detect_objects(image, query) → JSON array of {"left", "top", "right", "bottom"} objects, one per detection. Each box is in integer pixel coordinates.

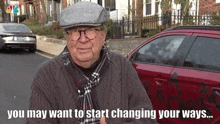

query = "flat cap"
[{"left": 60, "top": 1, "right": 108, "bottom": 29}]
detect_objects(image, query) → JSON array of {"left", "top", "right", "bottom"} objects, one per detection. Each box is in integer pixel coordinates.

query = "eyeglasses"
[{"left": 66, "top": 28, "right": 102, "bottom": 40}]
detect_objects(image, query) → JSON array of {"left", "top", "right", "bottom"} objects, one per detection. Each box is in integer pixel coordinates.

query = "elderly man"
[{"left": 27, "top": 1, "right": 156, "bottom": 124}]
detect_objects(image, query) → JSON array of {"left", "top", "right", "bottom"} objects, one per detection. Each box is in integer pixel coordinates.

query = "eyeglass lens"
[{"left": 68, "top": 28, "right": 99, "bottom": 40}]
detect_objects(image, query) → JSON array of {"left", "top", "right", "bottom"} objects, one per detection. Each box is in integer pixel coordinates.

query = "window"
[
  {"left": 183, "top": 37, "right": 220, "bottom": 72},
  {"left": 155, "top": 0, "right": 159, "bottom": 14},
  {"left": 3, "top": 25, "right": 31, "bottom": 33},
  {"left": 146, "top": 0, "right": 151, "bottom": 15},
  {"left": 134, "top": 35, "right": 186, "bottom": 65},
  {"left": 105, "top": 0, "right": 115, "bottom": 11},
  {"left": 216, "top": 0, "right": 220, "bottom": 3},
  {"left": 98, "top": 0, "right": 102, "bottom": 6}
]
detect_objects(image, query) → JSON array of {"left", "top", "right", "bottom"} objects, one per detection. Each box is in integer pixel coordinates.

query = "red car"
[{"left": 127, "top": 25, "right": 220, "bottom": 124}]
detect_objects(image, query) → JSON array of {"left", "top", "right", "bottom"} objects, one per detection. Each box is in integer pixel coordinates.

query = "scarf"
[{"left": 62, "top": 45, "right": 110, "bottom": 124}]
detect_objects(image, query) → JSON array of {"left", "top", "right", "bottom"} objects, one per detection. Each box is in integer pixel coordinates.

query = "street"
[{"left": 0, "top": 50, "right": 48, "bottom": 124}]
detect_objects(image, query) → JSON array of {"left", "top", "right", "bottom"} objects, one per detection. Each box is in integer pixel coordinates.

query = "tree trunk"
[
  {"left": 180, "top": 0, "right": 189, "bottom": 25},
  {"left": 40, "top": 0, "right": 47, "bottom": 20}
]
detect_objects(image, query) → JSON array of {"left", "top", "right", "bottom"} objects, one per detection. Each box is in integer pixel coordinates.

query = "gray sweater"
[{"left": 26, "top": 51, "right": 157, "bottom": 124}]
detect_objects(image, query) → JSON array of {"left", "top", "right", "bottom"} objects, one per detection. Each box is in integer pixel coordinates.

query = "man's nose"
[{"left": 78, "top": 31, "right": 89, "bottom": 43}]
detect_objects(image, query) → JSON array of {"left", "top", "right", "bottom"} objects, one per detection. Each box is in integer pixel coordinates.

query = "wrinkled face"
[{"left": 65, "top": 26, "right": 107, "bottom": 67}]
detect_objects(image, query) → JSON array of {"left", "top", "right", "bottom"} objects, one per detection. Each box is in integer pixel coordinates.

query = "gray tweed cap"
[{"left": 60, "top": 1, "right": 108, "bottom": 29}]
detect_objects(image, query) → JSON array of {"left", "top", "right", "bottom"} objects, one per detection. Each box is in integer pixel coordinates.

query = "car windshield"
[{"left": 3, "top": 25, "right": 31, "bottom": 32}]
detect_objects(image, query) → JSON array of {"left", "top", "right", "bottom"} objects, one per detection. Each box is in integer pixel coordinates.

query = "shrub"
[
  {"left": 147, "top": 29, "right": 158, "bottom": 38},
  {"left": 14, "top": 15, "right": 29, "bottom": 23},
  {"left": 105, "top": 19, "right": 114, "bottom": 39},
  {"left": 52, "top": 22, "right": 61, "bottom": 31},
  {"left": 183, "top": 15, "right": 195, "bottom": 25},
  {"left": 210, "top": 12, "right": 220, "bottom": 25},
  {"left": 38, "top": 26, "right": 53, "bottom": 35},
  {"left": 54, "top": 29, "right": 64, "bottom": 39},
  {"left": 105, "top": 19, "right": 122, "bottom": 39}
]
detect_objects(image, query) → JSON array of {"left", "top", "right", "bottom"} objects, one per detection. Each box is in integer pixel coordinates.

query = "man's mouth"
[{"left": 78, "top": 48, "right": 92, "bottom": 53}]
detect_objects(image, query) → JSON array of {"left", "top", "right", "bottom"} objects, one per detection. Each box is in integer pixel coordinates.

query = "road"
[{"left": 0, "top": 50, "right": 49, "bottom": 124}]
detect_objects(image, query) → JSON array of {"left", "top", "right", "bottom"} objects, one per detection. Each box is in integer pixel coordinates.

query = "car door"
[
  {"left": 170, "top": 34, "right": 220, "bottom": 123},
  {"left": 130, "top": 33, "right": 192, "bottom": 112}
]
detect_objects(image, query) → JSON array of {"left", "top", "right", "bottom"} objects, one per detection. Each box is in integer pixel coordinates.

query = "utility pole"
[{"left": 6, "top": 0, "right": 10, "bottom": 22}]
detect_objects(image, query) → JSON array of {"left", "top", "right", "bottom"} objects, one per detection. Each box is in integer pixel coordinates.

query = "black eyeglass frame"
[{"left": 65, "top": 27, "right": 103, "bottom": 40}]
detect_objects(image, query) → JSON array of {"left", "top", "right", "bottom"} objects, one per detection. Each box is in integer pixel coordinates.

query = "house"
[
  {"left": 7, "top": 0, "right": 131, "bottom": 24},
  {"left": 132, "top": 0, "right": 200, "bottom": 22},
  {"left": 197, "top": 0, "right": 220, "bottom": 25},
  {"left": 199, "top": 0, "right": 220, "bottom": 15},
  {"left": 64, "top": 0, "right": 132, "bottom": 21},
  {"left": 22, "top": 0, "right": 62, "bottom": 23},
  {"left": 3, "top": 0, "right": 20, "bottom": 22},
  {"left": 3, "top": 0, "right": 133, "bottom": 24}
]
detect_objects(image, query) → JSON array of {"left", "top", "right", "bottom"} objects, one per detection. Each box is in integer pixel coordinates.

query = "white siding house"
[
  {"left": 8, "top": 0, "right": 20, "bottom": 22},
  {"left": 142, "top": 0, "right": 199, "bottom": 17},
  {"left": 71, "top": 0, "right": 132, "bottom": 21},
  {"left": 140, "top": 0, "right": 199, "bottom": 25}
]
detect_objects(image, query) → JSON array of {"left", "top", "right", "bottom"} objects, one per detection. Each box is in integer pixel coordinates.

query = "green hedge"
[
  {"left": 146, "top": 29, "right": 158, "bottom": 38},
  {"left": 105, "top": 19, "right": 122, "bottom": 39},
  {"left": 23, "top": 21, "right": 64, "bottom": 39},
  {"left": 210, "top": 12, "right": 220, "bottom": 25},
  {"left": 14, "top": 15, "right": 29, "bottom": 23}
]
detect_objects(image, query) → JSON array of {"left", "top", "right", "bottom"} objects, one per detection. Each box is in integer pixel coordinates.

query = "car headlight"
[
  {"left": 2, "top": 36, "right": 13, "bottom": 40},
  {"left": 14, "top": 36, "right": 17, "bottom": 40},
  {"left": 24, "top": 37, "right": 35, "bottom": 41},
  {"left": 24, "top": 37, "right": 31, "bottom": 41}
]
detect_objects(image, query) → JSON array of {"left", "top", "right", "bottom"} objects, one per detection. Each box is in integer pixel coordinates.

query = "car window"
[
  {"left": 3, "top": 25, "right": 31, "bottom": 32},
  {"left": 133, "top": 35, "right": 186, "bottom": 65},
  {"left": 183, "top": 37, "right": 220, "bottom": 72}
]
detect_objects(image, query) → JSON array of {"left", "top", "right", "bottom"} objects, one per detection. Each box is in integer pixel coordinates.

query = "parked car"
[
  {"left": 0, "top": 23, "right": 36, "bottom": 53},
  {"left": 127, "top": 25, "right": 220, "bottom": 124}
]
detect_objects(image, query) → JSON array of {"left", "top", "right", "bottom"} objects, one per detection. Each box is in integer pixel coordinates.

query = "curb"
[
  {"left": 36, "top": 49, "right": 56, "bottom": 58},
  {"left": 46, "top": 37, "right": 66, "bottom": 45}
]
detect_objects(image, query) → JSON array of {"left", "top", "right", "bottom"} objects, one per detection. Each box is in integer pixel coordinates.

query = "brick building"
[
  {"left": 199, "top": 0, "right": 220, "bottom": 15},
  {"left": 17, "top": 0, "right": 128, "bottom": 23}
]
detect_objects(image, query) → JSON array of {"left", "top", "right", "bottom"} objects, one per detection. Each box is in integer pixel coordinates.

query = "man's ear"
[
  {"left": 63, "top": 31, "right": 68, "bottom": 39},
  {"left": 101, "top": 29, "right": 107, "bottom": 41}
]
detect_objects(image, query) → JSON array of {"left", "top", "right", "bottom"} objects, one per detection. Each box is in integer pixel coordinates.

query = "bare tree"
[
  {"left": 40, "top": 0, "right": 47, "bottom": 23},
  {"left": 174, "top": 0, "right": 192, "bottom": 25}
]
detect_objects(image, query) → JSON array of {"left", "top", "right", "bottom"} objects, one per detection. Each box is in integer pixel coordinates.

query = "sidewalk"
[{"left": 36, "top": 36, "right": 66, "bottom": 57}]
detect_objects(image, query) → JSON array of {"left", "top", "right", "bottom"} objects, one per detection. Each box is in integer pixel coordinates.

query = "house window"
[
  {"left": 216, "top": 0, "right": 220, "bottom": 3},
  {"left": 98, "top": 0, "right": 102, "bottom": 6},
  {"left": 146, "top": 0, "right": 151, "bottom": 15},
  {"left": 155, "top": 0, "right": 159, "bottom": 14},
  {"left": 105, "top": 0, "right": 116, "bottom": 11}
]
